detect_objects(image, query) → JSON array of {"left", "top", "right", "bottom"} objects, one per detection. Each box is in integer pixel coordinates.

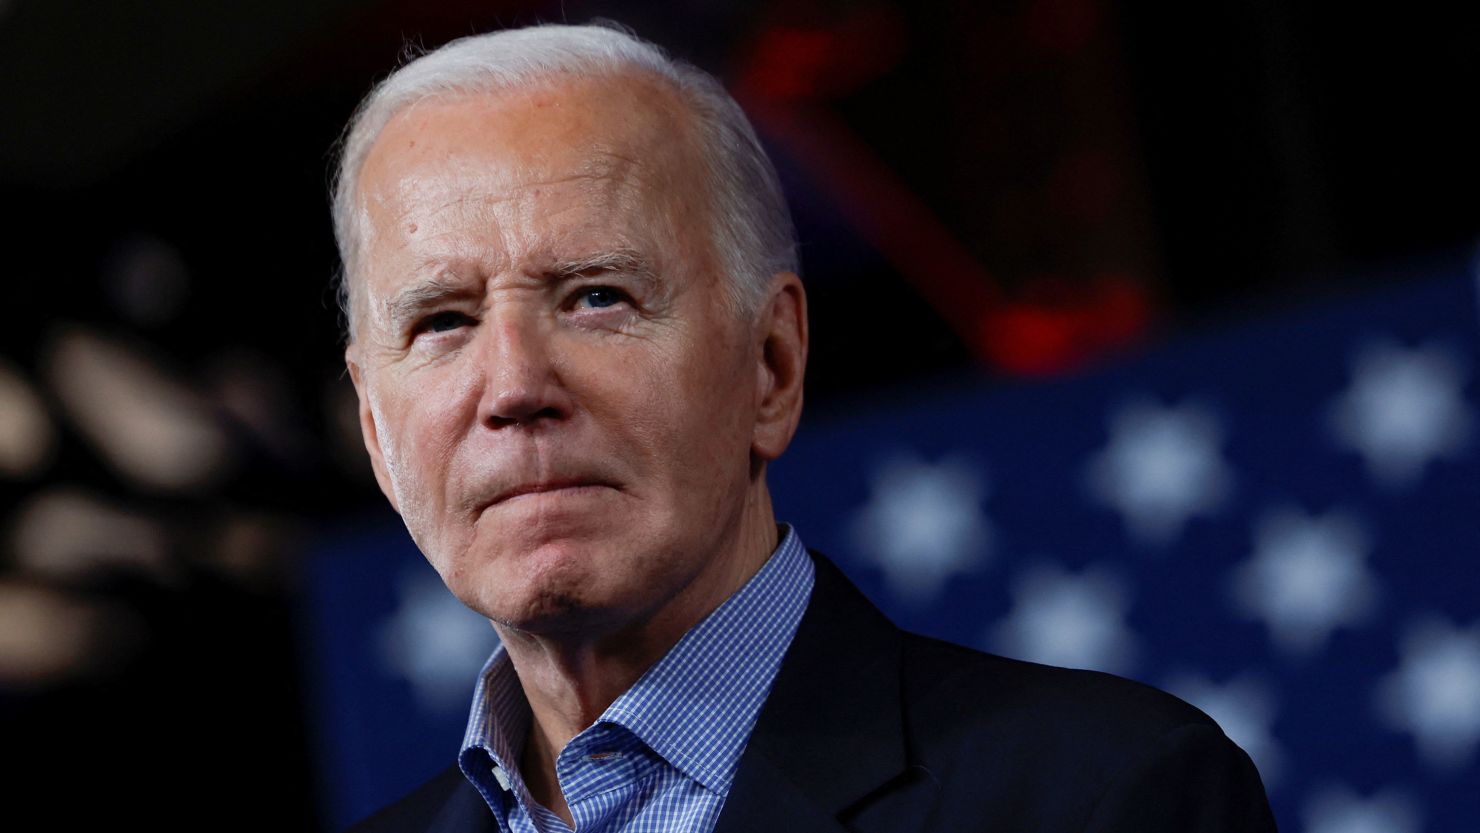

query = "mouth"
[{"left": 484, "top": 478, "right": 617, "bottom": 509}]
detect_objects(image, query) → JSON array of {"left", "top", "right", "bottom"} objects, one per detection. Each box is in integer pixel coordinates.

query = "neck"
[{"left": 494, "top": 481, "right": 780, "bottom": 817}]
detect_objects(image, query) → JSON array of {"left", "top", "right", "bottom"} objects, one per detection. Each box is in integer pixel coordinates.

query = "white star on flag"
[
  {"left": 1085, "top": 397, "right": 1233, "bottom": 546},
  {"left": 1230, "top": 507, "right": 1379, "bottom": 656},
  {"left": 847, "top": 452, "right": 992, "bottom": 603},
  {"left": 1329, "top": 338, "right": 1472, "bottom": 489},
  {"left": 378, "top": 568, "right": 500, "bottom": 714},
  {"left": 1165, "top": 671, "right": 1285, "bottom": 788},
  {"left": 1300, "top": 784, "right": 1422, "bottom": 833},
  {"left": 988, "top": 562, "right": 1138, "bottom": 676},
  {"left": 1375, "top": 615, "right": 1480, "bottom": 770}
]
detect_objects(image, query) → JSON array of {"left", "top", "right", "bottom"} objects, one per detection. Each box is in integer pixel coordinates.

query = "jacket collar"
[
  {"left": 714, "top": 552, "right": 925, "bottom": 833},
  {"left": 430, "top": 552, "right": 924, "bottom": 833}
]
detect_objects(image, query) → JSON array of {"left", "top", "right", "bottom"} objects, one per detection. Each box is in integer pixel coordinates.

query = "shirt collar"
[
  {"left": 460, "top": 643, "right": 530, "bottom": 795},
  {"left": 459, "top": 525, "right": 815, "bottom": 798},
  {"left": 598, "top": 525, "right": 814, "bottom": 794}
]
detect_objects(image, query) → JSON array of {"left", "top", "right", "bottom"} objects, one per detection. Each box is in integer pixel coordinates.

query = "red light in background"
[
  {"left": 980, "top": 274, "right": 1152, "bottom": 376},
  {"left": 735, "top": 2, "right": 1154, "bottom": 378}
]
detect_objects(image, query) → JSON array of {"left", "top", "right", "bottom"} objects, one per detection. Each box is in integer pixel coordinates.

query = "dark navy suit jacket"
[{"left": 349, "top": 553, "right": 1278, "bottom": 833}]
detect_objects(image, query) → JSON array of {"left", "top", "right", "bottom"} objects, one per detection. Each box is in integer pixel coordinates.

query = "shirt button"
[{"left": 491, "top": 765, "right": 512, "bottom": 790}]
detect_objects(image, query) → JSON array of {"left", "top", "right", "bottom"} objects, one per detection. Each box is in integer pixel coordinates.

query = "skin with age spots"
[{"left": 344, "top": 72, "right": 808, "bottom": 824}]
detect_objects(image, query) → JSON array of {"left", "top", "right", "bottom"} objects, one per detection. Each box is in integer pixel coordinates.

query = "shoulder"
[
  {"left": 893, "top": 634, "right": 1275, "bottom": 830},
  {"left": 804, "top": 551, "right": 1227, "bottom": 768},
  {"left": 899, "top": 631, "right": 1216, "bottom": 743},
  {"left": 785, "top": 553, "right": 1273, "bottom": 829},
  {"left": 898, "top": 631, "right": 1221, "bottom": 765}
]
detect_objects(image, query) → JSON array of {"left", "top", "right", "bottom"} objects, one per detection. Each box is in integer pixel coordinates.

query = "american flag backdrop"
[{"left": 305, "top": 250, "right": 1480, "bottom": 832}]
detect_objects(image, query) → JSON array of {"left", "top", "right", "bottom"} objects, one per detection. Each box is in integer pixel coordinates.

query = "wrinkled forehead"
[
  {"left": 347, "top": 73, "right": 714, "bottom": 321},
  {"left": 359, "top": 139, "right": 648, "bottom": 248},
  {"left": 357, "top": 72, "right": 706, "bottom": 219}
]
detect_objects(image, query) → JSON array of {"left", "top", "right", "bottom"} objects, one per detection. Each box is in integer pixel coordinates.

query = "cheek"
[
  {"left": 684, "top": 335, "right": 756, "bottom": 441},
  {"left": 372, "top": 373, "right": 470, "bottom": 542},
  {"left": 641, "top": 341, "right": 756, "bottom": 496}
]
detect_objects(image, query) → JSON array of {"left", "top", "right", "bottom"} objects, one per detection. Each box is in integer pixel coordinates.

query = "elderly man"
[{"left": 336, "top": 22, "right": 1276, "bottom": 833}]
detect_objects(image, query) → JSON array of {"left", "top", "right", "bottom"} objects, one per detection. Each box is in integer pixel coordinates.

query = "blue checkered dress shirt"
[{"left": 457, "top": 526, "right": 815, "bottom": 833}]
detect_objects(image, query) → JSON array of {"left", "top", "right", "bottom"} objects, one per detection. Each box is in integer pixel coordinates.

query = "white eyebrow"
[
  {"left": 382, "top": 275, "right": 477, "bottom": 333},
  {"left": 381, "top": 248, "right": 660, "bottom": 332},
  {"left": 549, "top": 248, "right": 657, "bottom": 282}
]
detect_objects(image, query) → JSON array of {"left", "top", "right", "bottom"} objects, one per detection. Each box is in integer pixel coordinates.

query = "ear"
[
  {"left": 346, "top": 345, "right": 401, "bottom": 514},
  {"left": 752, "top": 272, "right": 808, "bottom": 462}
]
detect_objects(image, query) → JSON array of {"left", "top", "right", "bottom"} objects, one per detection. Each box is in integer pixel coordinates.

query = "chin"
[
  {"left": 450, "top": 539, "right": 622, "bottom": 634},
  {"left": 487, "top": 587, "right": 591, "bottom": 633}
]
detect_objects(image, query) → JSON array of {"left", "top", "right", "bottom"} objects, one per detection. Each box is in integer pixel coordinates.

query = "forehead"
[
  {"left": 350, "top": 73, "right": 711, "bottom": 322},
  {"left": 357, "top": 72, "right": 702, "bottom": 227}
]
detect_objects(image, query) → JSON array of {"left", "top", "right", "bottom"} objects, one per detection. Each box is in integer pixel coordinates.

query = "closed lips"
[{"left": 488, "top": 479, "right": 615, "bottom": 506}]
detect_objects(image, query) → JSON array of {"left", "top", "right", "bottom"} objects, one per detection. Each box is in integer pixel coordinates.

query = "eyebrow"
[
  {"left": 383, "top": 275, "right": 479, "bottom": 334},
  {"left": 381, "top": 248, "right": 660, "bottom": 332},
  {"left": 550, "top": 248, "right": 658, "bottom": 283}
]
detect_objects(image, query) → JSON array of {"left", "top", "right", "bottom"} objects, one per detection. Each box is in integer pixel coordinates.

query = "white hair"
[{"left": 331, "top": 22, "right": 797, "bottom": 339}]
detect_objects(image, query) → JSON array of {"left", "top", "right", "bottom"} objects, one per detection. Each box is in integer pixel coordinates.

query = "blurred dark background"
[{"left": 2, "top": 0, "right": 1477, "bottom": 828}]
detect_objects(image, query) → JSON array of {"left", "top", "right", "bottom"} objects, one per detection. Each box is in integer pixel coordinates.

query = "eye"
[
  {"left": 572, "top": 286, "right": 630, "bottom": 310},
  {"left": 415, "top": 311, "right": 472, "bottom": 336}
]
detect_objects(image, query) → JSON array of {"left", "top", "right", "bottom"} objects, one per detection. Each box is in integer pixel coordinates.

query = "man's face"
[{"left": 346, "top": 75, "right": 783, "bottom": 635}]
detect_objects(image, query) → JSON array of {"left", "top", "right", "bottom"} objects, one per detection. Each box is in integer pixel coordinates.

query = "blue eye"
[
  {"left": 578, "top": 287, "right": 626, "bottom": 309},
  {"left": 418, "top": 311, "right": 470, "bottom": 334}
]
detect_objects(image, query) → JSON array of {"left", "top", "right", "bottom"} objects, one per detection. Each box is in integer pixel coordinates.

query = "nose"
[{"left": 476, "top": 315, "right": 573, "bottom": 428}]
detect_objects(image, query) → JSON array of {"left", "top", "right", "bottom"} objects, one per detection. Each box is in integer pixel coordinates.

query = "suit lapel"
[
  {"left": 715, "top": 553, "right": 928, "bottom": 833},
  {"left": 711, "top": 754, "right": 853, "bottom": 833},
  {"left": 429, "top": 776, "right": 500, "bottom": 833}
]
